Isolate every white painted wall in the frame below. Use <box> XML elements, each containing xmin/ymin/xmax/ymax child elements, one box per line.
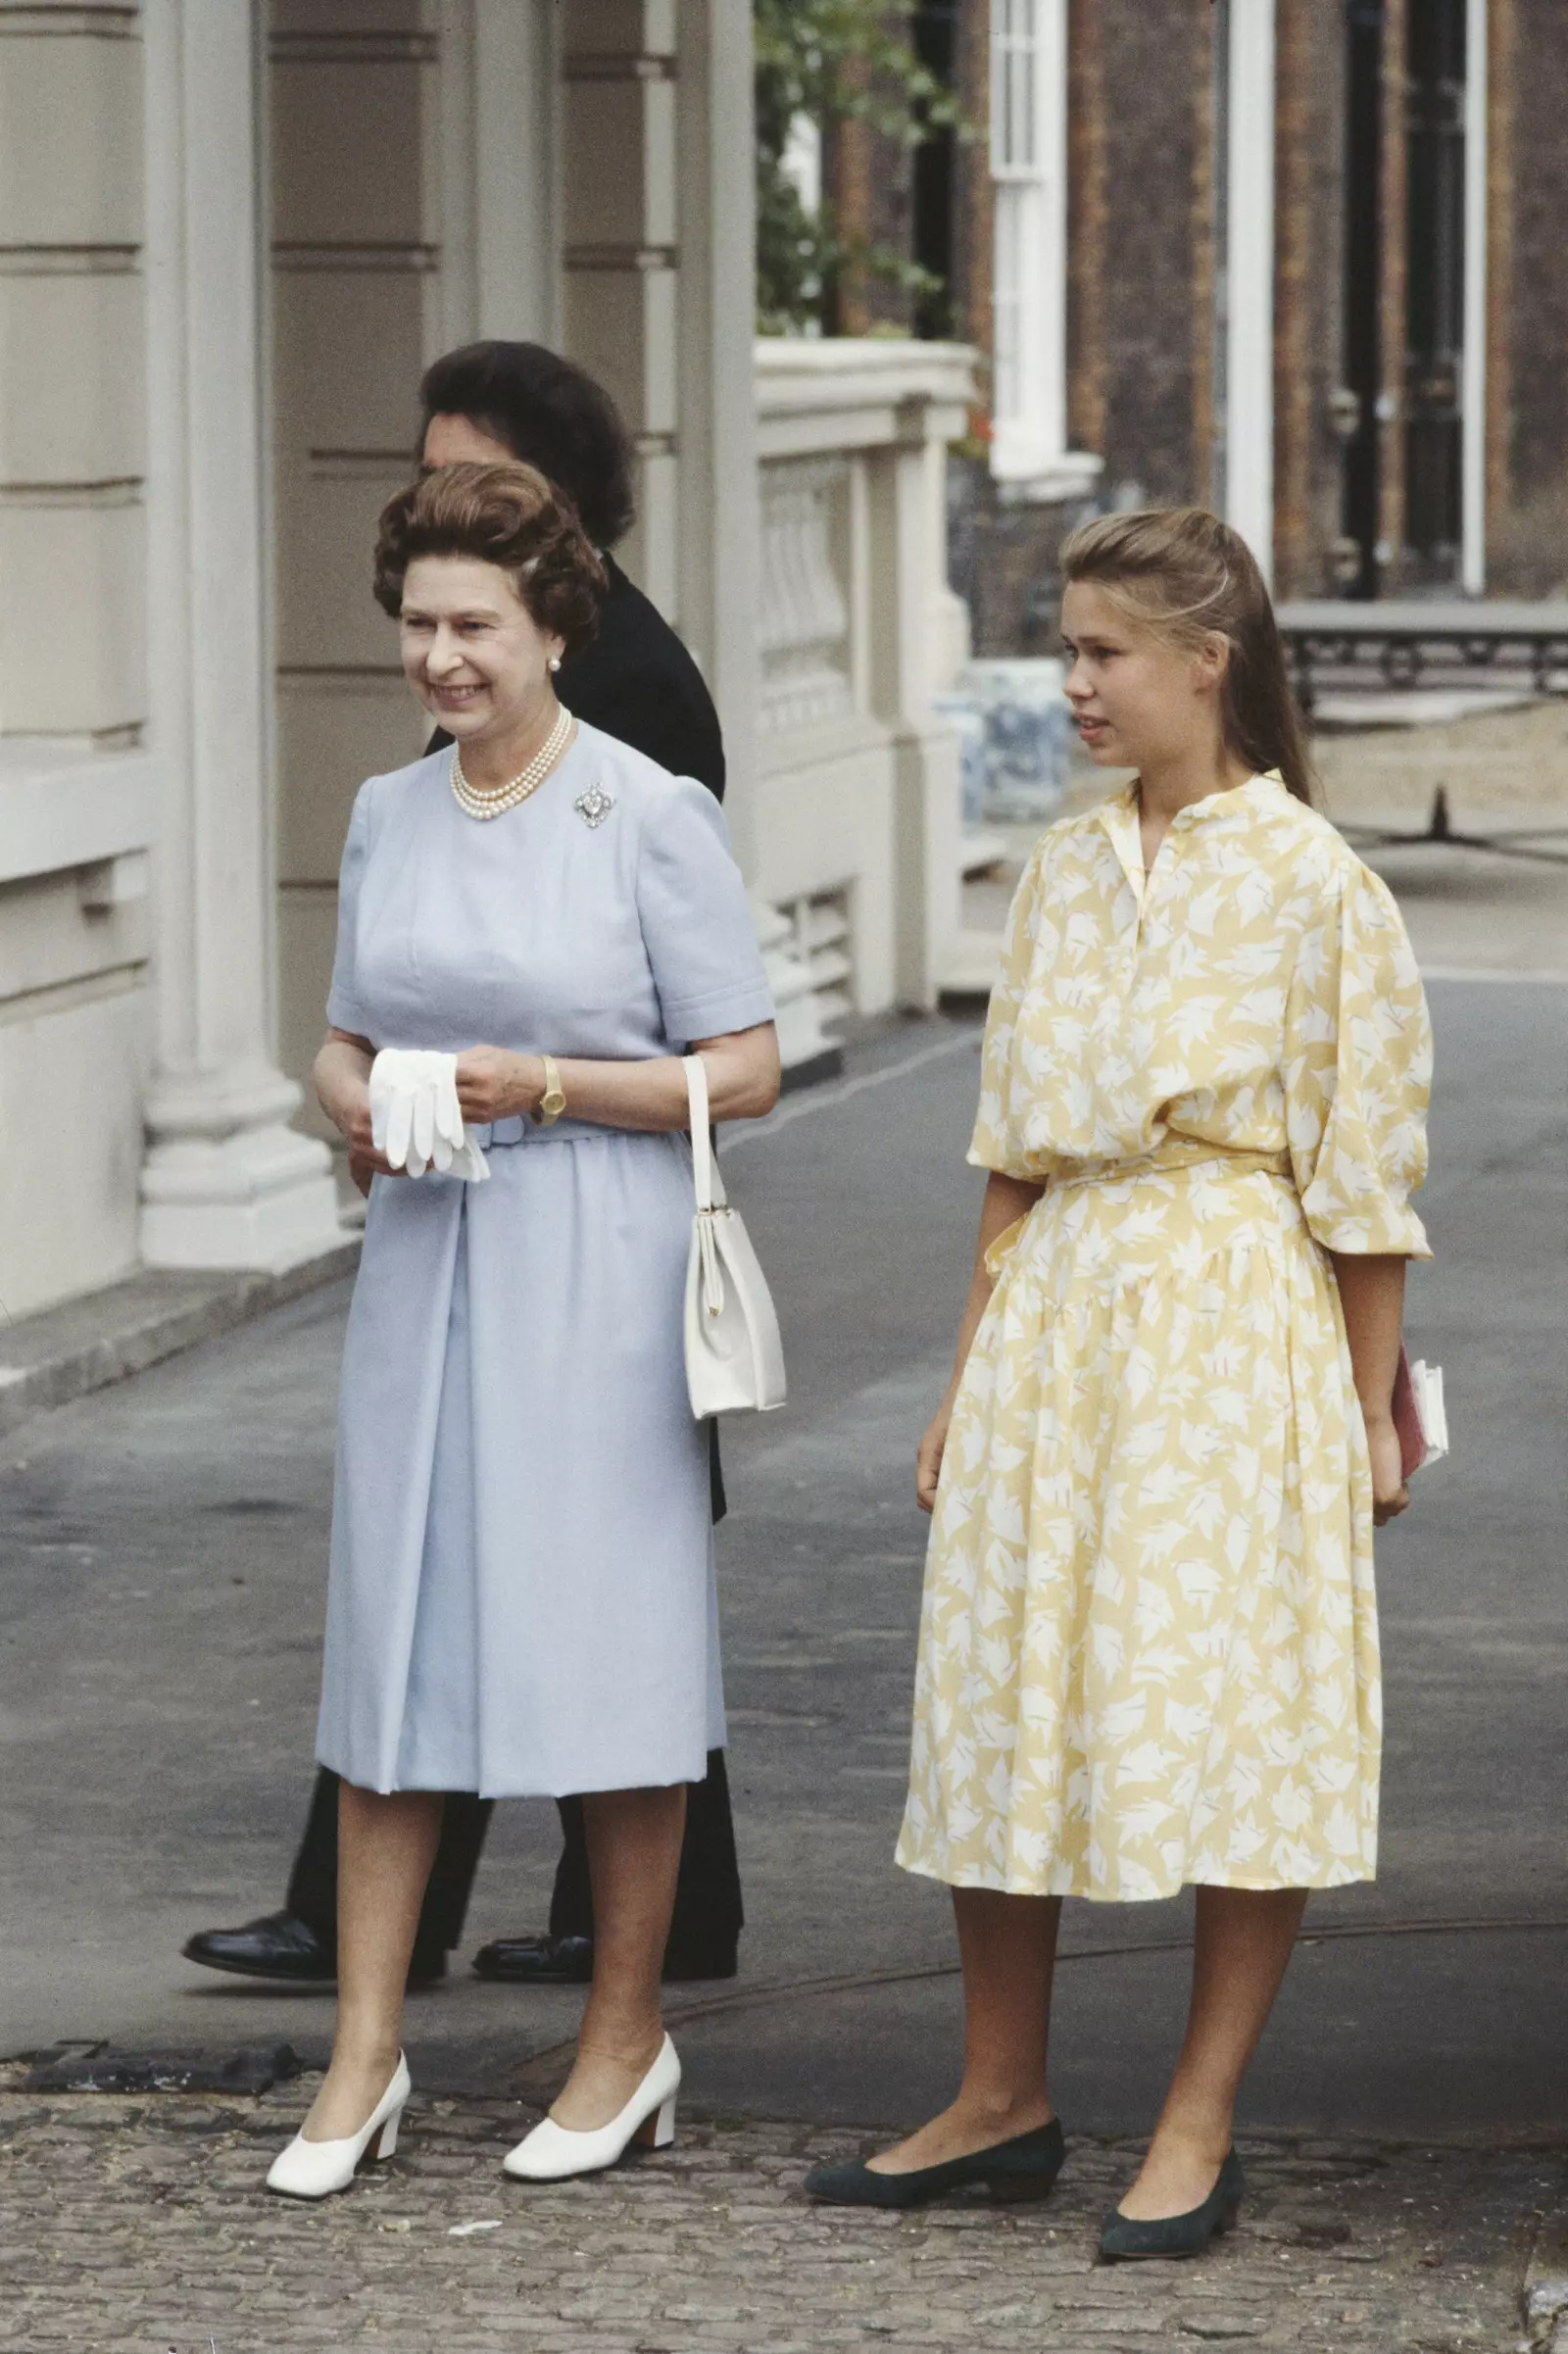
<box><xmin>0</xmin><ymin>12</ymin><xmax>155</xmax><ymax>1317</ymax></box>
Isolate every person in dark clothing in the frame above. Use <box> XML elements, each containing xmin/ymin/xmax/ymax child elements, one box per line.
<box><xmin>183</xmin><ymin>343</ymin><xmax>744</xmax><ymax>1993</ymax></box>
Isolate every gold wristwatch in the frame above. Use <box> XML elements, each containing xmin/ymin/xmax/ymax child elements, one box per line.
<box><xmin>532</xmin><ymin>1053</ymin><xmax>566</xmax><ymax>1127</ymax></box>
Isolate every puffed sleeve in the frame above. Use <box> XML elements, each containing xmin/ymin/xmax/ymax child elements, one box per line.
<box><xmin>1284</xmin><ymin>858</ymin><xmax>1433</xmax><ymax>1256</ymax></box>
<box><xmin>636</xmin><ymin>776</ymin><xmax>775</xmax><ymax>1044</ymax></box>
<box><xmin>324</xmin><ymin>780</ymin><xmax>374</xmax><ymax>1037</ymax></box>
<box><xmin>967</xmin><ymin>843</ymin><xmax>1045</xmax><ymax>1175</ymax></box>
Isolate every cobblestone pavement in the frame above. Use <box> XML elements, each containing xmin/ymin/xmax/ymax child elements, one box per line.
<box><xmin>1</xmin><ymin>2084</ymin><xmax>1561</xmax><ymax>2354</ymax></box>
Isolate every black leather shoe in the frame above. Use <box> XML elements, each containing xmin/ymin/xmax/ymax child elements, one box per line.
<box><xmin>1099</xmin><ymin>2149</ymin><xmax>1245</xmax><ymax>2262</ymax></box>
<box><xmin>803</xmin><ymin>2117</ymin><xmax>1065</xmax><ymax>2211</ymax></box>
<box><xmin>472</xmin><ymin>1933</ymin><xmax>596</xmax><ymax>1985</ymax></box>
<box><xmin>181</xmin><ymin>1909</ymin><xmax>446</xmax><ymax>1989</ymax></box>
<box><xmin>471</xmin><ymin>1933</ymin><xmax>740</xmax><ymax>1986</ymax></box>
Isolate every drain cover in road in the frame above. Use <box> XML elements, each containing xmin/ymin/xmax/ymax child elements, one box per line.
<box><xmin>16</xmin><ymin>2041</ymin><xmax>306</xmax><ymax>2094</ymax></box>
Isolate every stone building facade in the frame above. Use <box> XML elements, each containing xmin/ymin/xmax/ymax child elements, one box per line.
<box><xmin>834</xmin><ymin>0</ymin><xmax>1568</xmax><ymax>649</ymax></box>
<box><xmin>0</xmin><ymin>1</ymin><xmax>972</xmax><ymax>1325</ymax></box>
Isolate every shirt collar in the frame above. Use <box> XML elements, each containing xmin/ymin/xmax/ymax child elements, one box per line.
<box><xmin>1090</xmin><ymin>771</ymin><xmax>1283</xmax><ymax>905</ymax></box>
<box><xmin>1173</xmin><ymin>768</ymin><xmax>1285</xmax><ymax>822</ymax></box>
<box><xmin>1092</xmin><ymin>769</ymin><xmax>1282</xmax><ymax>839</ymax></box>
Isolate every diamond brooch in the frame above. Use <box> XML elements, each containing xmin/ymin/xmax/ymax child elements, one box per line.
<box><xmin>573</xmin><ymin>785</ymin><xmax>615</xmax><ymax>829</ymax></box>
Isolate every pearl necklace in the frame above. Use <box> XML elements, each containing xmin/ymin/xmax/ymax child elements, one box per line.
<box><xmin>449</xmin><ymin>704</ymin><xmax>574</xmax><ymax>820</ymax></box>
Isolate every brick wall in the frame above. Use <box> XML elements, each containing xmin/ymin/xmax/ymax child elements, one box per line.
<box><xmin>1485</xmin><ymin>0</ymin><xmax>1517</xmax><ymax>581</ymax></box>
<box><xmin>950</xmin><ymin>0</ymin><xmax>1566</xmax><ymax>637</ymax></box>
<box><xmin>829</xmin><ymin>106</ymin><xmax>917</xmax><ymax>335</ymax></box>
<box><xmin>956</xmin><ymin>0</ymin><xmax>1219</xmax><ymax>656</ymax></box>
<box><xmin>1088</xmin><ymin>0</ymin><xmax>1213</xmax><ymax>508</ymax></box>
<box><xmin>950</xmin><ymin>0</ymin><xmax>992</xmax><ymax>393</ymax></box>
<box><xmin>1273</xmin><ymin>0</ymin><xmax>1348</xmax><ymax>598</ymax></box>
<box><xmin>1496</xmin><ymin>0</ymin><xmax>1568</xmax><ymax>591</ymax></box>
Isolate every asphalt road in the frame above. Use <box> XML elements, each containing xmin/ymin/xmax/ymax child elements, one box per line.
<box><xmin>1</xmin><ymin>979</ymin><xmax>1564</xmax><ymax>2142</ymax></box>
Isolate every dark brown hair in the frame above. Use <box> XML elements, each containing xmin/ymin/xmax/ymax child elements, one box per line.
<box><xmin>1060</xmin><ymin>507</ymin><xmax>1315</xmax><ymax>804</ymax></box>
<box><xmin>418</xmin><ymin>340</ymin><xmax>635</xmax><ymax>549</ymax></box>
<box><xmin>372</xmin><ymin>462</ymin><xmax>607</xmax><ymax>659</ymax></box>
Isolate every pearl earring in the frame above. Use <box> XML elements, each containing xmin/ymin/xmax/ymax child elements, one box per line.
<box><xmin>548</xmin><ymin>656</ymin><xmax>562</xmax><ymax>673</ymax></box>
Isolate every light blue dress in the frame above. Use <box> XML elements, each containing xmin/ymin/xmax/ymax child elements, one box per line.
<box><xmin>316</xmin><ymin>721</ymin><xmax>773</xmax><ymax>1798</ymax></box>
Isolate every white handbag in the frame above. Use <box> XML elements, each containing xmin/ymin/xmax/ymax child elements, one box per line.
<box><xmin>682</xmin><ymin>1054</ymin><xmax>786</xmax><ymax>1419</ymax></box>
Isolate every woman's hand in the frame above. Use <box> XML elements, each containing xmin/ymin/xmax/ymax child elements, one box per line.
<box><xmin>335</xmin><ymin>1104</ymin><xmax>404</xmax><ymax>1185</ymax></box>
<box><xmin>318</xmin><ymin>1065</ymin><xmax>371</xmax><ymax>1151</ymax></box>
<box><xmin>455</xmin><ymin>1047</ymin><xmax>542</xmax><ymax>1124</ymax></box>
<box><xmin>315</xmin><ymin>1032</ymin><xmax>404</xmax><ymax>1179</ymax></box>
<box><xmin>914</xmin><ymin>1176</ymin><xmax>1043</xmax><ymax>1517</ymax></box>
<box><xmin>916</xmin><ymin>1393</ymin><xmax>957</xmax><ymax>1515</ymax></box>
<box><xmin>1364</xmin><ymin>1412</ymin><xmax>1410</xmax><ymax>1526</ymax></box>
<box><xmin>1330</xmin><ymin>1253</ymin><xmax>1412</xmax><ymax>1529</ymax></box>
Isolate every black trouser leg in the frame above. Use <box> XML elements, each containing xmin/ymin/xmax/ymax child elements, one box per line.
<box><xmin>667</xmin><ymin>1749</ymin><xmax>743</xmax><ymax>1964</ymax></box>
<box><xmin>709</xmin><ymin>1420</ymin><xmax>726</xmax><ymax>1522</ymax></box>
<box><xmin>285</xmin><ymin>1766</ymin><xmax>494</xmax><ymax>1959</ymax></box>
<box><xmin>283</xmin><ymin>1766</ymin><xmax>342</xmax><ymax>1946</ymax></box>
<box><xmin>419</xmin><ymin>1791</ymin><xmax>495</xmax><ymax>1952</ymax></box>
<box><xmin>547</xmin><ymin>1749</ymin><xmax>743</xmax><ymax>1967</ymax></box>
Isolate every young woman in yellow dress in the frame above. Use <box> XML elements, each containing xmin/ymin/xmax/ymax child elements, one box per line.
<box><xmin>806</xmin><ymin>508</ymin><xmax>1433</xmax><ymax>2257</ymax></box>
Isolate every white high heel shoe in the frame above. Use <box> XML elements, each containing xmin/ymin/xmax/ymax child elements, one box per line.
<box><xmin>503</xmin><ymin>2035</ymin><xmax>680</xmax><ymax>2182</ymax></box>
<box><xmin>267</xmin><ymin>2053</ymin><xmax>411</xmax><ymax>2199</ymax></box>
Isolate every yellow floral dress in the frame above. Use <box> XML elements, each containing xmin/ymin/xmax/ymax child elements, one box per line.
<box><xmin>896</xmin><ymin>774</ymin><xmax>1432</xmax><ymax>1901</ymax></box>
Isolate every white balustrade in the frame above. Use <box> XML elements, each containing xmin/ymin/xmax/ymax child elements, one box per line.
<box><xmin>758</xmin><ymin>455</ymin><xmax>854</xmax><ymax>735</ymax></box>
<box><xmin>749</xmin><ymin>339</ymin><xmax>979</xmax><ymax>1019</ymax></box>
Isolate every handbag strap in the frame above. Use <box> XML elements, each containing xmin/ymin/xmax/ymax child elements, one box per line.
<box><xmin>683</xmin><ymin>1054</ymin><xmax>720</xmax><ymax>1212</ymax></box>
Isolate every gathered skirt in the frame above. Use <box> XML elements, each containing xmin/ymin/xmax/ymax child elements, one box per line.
<box><xmin>896</xmin><ymin>1157</ymin><xmax>1380</xmax><ymax>1900</ymax></box>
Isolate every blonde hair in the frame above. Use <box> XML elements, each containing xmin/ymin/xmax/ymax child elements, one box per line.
<box><xmin>1060</xmin><ymin>507</ymin><xmax>1315</xmax><ymax>804</ymax></box>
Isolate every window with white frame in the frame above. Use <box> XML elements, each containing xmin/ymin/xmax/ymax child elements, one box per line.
<box><xmin>990</xmin><ymin>0</ymin><xmax>1096</xmax><ymax>495</ymax></box>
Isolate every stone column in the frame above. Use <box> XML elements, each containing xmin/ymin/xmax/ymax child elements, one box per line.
<box><xmin>435</xmin><ymin>0</ymin><xmax>562</xmax><ymax>351</ymax></box>
<box><xmin>560</xmin><ymin>1</ymin><xmax>761</xmax><ymax>861</ymax></box>
<box><xmin>560</xmin><ymin>4</ymin><xmax>681</xmax><ymax>620</ymax></box>
<box><xmin>674</xmin><ymin>0</ymin><xmax>761</xmax><ymax>863</ymax></box>
<box><xmin>139</xmin><ymin>0</ymin><xmax>340</xmax><ymax>1270</ymax></box>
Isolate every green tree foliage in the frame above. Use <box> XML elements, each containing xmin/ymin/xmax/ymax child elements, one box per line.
<box><xmin>755</xmin><ymin>0</ymin><xmax>967</xmax><ymax>335</ymax></box>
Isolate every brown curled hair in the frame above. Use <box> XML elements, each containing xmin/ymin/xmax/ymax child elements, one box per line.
<box><xmin>1060</xmin><ymin>507</ymin><xmax>1315</xmax><ymax>805</ymax></box>
<box><xmin>372</xmin><ymin>462</ymin><xmax>607</xmax><ymax>659</ymax></box>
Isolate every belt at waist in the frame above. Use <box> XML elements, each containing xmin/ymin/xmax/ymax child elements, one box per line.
<box><xmin>466</xmin><ymin>1113</ymin><xmax>603</xmax><ymax>1149</ymax></box>
<box><xmin>1053</xmin><ymin>1143</ymin><xmax>1293</xmax><ymax>1190</ymax></box>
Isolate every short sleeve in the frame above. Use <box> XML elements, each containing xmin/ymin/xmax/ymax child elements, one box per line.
<box><xmin>635</xmin><ymin>776</ymin><xmax>774</xmax><ymax>1043</ymax></box>
<box><xmin>1284</xmin><ymin>859</ymin><xmax>1433</xmax><ymax>1256</ymax></box>
<box><xmin>325</xmin><ymin>781</ymin><xmax>374</xmax><ymax>1037</ymax></box>
<box><xmin>967</xmin><ymin>846</ymin><xmax>1045</xmax><ymax>1176</ymax></box>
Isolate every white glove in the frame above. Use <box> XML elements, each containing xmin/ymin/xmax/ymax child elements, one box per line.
<box><xmin>368</xmin><ymin>1050</ymin><xmax>490</xmax><ymax>1182</ymax></box>
<box><xmin>442</xmin><ymin>1134</ymin><xmax>492</xmax><ymax>1183</ymax></box>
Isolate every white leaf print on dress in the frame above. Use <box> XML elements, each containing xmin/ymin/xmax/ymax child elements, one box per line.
<box><xmin>897</xmin><ymin>776</ymin><xmax>1430</xmax><ymax>1900</ymax></box>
